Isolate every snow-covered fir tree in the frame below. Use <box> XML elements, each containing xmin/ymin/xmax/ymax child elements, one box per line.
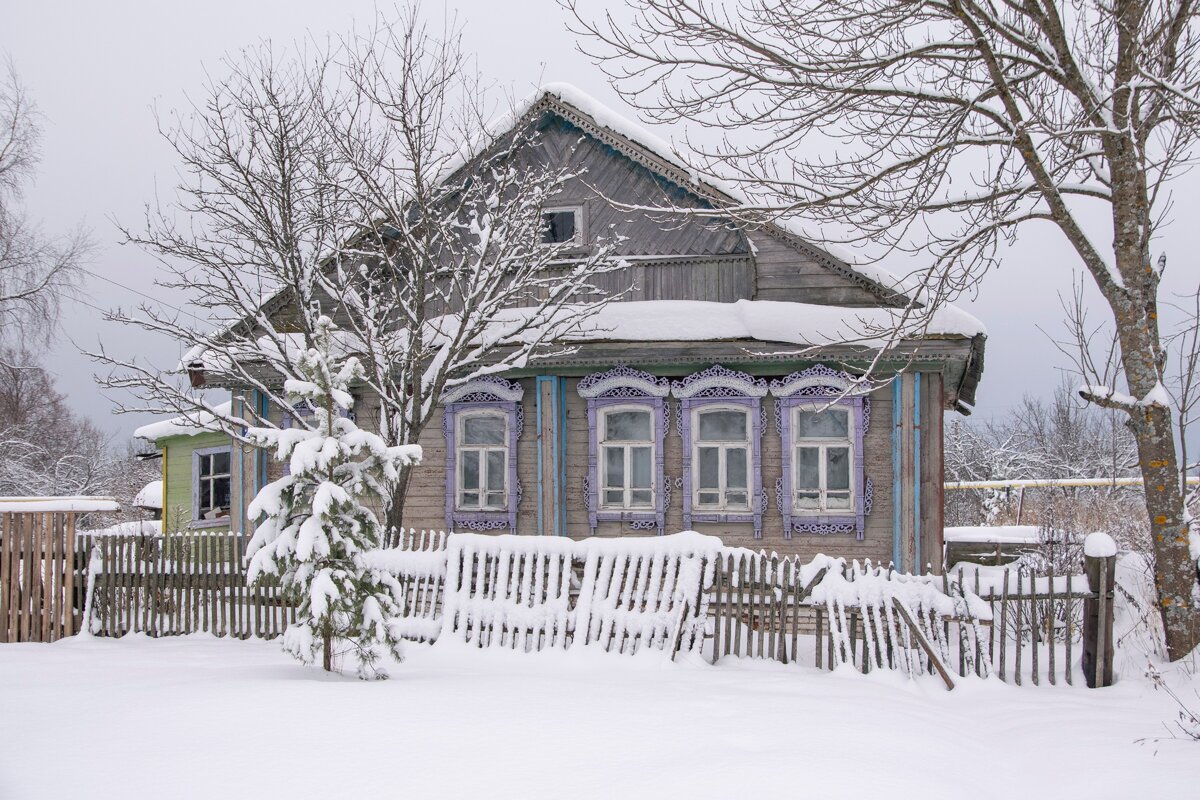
<box><xmin>245</xmin><ymin>316</ymin><xmax>422</xmax><ymax>679</ymax></box>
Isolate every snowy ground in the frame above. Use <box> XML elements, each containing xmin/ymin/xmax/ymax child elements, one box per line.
<box><xmin>0</xmin><ymin>635</ymin><xmax>1194</xmax><ymax>800</ymax></box>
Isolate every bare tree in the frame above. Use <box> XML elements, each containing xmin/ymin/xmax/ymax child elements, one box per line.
<box><xmin>571</xmin><ymin>0</ymin><xmax>1200</xmax><ymax>658</ymax></box>
<box><xmin>93</xmin><ymin>8</ymin><xmax>626</xmax><ymax>529</ymax></box>
<box><xmin>0</xmin><ymin>59</ymin><xmax>88</xmax><ymax>343</ymax></box>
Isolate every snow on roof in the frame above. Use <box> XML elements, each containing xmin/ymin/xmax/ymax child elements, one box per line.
<box><xmin>0</xmin><ymin>496</ymin><xmax>121</xmax><ymax>513</ymax></box>
<box><xmin>134</xmin><ymin>401</ymin><xmax>234</xmax><ymax>442</ymax></box>
<box><xmin>522</xmin><ymin>298</ymin><xmax>984</xmax><ymax>345</ymax></box>
<box><xmin>133</xmin><ymin>480</ymin><xmax>163</xmax><ymax>510</ymax></box>
<box><xmin>79</xmin><ymin>519</ymin><xmax>162</xmax><ymax>537</ymax></box>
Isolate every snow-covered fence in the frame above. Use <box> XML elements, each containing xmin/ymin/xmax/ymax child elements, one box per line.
<box><xmin>708</xmin><ymin>548</ymin><xmax>1115</xmax><ymax>688</ymax></box>
<box><xmin>82</xmin><ymin>530</ymin><xmax>447</xmax><ymax>641</ymax></box>
<box><xmin>434</xmin><ymin>532</ymin><xmax>717</xmax><ymax>657</ymax></box>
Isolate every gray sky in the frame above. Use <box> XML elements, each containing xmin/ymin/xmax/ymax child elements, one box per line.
<box><xmin>3</xmin><ymin>0</ymin><xmax>1198</xmax><ymax>446</ymax></box>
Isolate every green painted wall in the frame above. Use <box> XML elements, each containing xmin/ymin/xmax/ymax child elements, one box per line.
<box><xmin>160</xmin><ymin>431</ymin><xmax>233</xmax><ymax>535</ymax></box>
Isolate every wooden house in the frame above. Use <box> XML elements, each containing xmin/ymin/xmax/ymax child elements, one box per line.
<box><xmin>139</xmin><ymin>84</ymin><xmax>985</xmax><ymax>573</ymax></box>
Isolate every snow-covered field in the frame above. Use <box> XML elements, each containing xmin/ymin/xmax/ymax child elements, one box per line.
<box><xmin>0</xmin><ymin>636</ymin><xmax>1194</xmax><ymax>799</ymax></box>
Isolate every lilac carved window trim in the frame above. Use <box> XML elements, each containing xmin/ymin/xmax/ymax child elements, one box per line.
<box><xmin>672</xmin><ymin>366</ymin><xmax>768</xmax><ymax>538</ymax></box>
<box><xmin>771</xmin><ymin>365</ymin><xmax>870</xmax><ymax>540</ymax></box>
<box><xmin>441</xmin><ymin>377</ymin><xmax>524</xmax><ymax>533</ymax></box>
<box><xmin>579</xmin><ymin>366</ymin><xmax>669</xmax><ymax>535</ymax></box>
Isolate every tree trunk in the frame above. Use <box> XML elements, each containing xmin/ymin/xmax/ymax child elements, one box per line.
<box><xmin>386</xmin><ymin>464</ymin><xmax>415</xmax><ymax>546</ymax></box>
<box><xmin>322</xmin><ymin>619</ymin><xmax>332</xmax><ymax>672</ymax></box>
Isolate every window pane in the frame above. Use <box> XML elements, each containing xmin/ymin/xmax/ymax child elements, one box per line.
<box><xmin>797</xmin><ymin>447</ymin><xmax>820</xmax><ymax>489</ymax></box>
<box><xmin>726</xmin><ymin>447</ymin><xmax>748</xmax><ymax>489</ymax></box>
<box><xmin>200</xmin><ymin>481</ymin><xmax>211</xmax><ymax>509</ymax></box>
<box><xmin>486</xmin><ymin>491</ymin><xmax>506</xmax><ymax>508</ymax></box>
<box><xmin>630</xmin><ymin>447</ymin><xmax>652</xmax><ymax>489</ymax></box>
<box><xmin>726</xmin><ymin>490</ymin><xmax>748</xmax><ymax>508</ymax></box>
<box><xmin>796</xmin><ymin>491</ymin><xmax>820</xmax><ymax>509</ymax></box>
<box><xmin>603</xmin><ymin>489</ymin><xmax>624</xmax><ymax>506</ymax></box>
<box><xmin>213</xmin><ymin>478</ymin><xmax>231</xmax><ymax>512</ymax></box>
<box><xmin>698</xmin><ymin>409</ymin><xmax>746</xmax><ymax>441</ymax></box>
<box><xmin>542</xmin><ymin>210</ymin><xmax>577</xmax><ymax>244</ymax></box>
<box><xmin>630</xmin><ymin>489</ymin><xmax>652</xmax><ymax>507</ymax></box>
<box><xmin>605</xmin><ymin>409</ymin><xmax>651</xmax><ymax>441</ymax></box>
<box><xmin>827</xmin><ymin>447</ymin><xmax>850</xmax><ymax>491</ymax></box>
<box><xmin>604</xmin><ymin>447</ymin><xmax>624</xmax><ymax>488</ymax></box>
<box><xmin>698</xmin><ymin>491</ymin><xmax>720</xmax><ymax>506</ymax></box>
<box><xmin>486</xmin><ymin>450</ymin><xmax>506</xmax><ymax>491</ymax></box>
<box><xmin>211</xmin><ymin>451</ymin><xmax>230</xmax><ymax>475</ymax></box>
<box><xmin>698</xmin><ymin>447</ymin><xmax>720</xmax><ymax>489</ymax></box>
<box><xmin>461</xmin><ymin>450</ymin><xmax>480</xmax><ymax>490</ymax></box>
<box><xmin>795</xmin><ymin>408</ymin><xmax>849</xmax><ymax>439</ymax></box>
<box><xmin>827</xmin><ymin>492</ymin><xmax>851</xmax><ymax>510</ymax></box>
<box><xmin>199</xmin><ymin>454</ymin><xmax>212</xmax><ymax>477</ymax></box>
<box><xmin>463</xmin><ymin>415</ymin><xmax>505</xmax><ymax>445</ymax></box>
<box><xmin>461</xmin><ymin>490</ymin><xmax>479</xmax><ymax>508</ymax></box>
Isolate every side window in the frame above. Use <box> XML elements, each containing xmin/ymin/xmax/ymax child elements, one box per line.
<box><xmin>793</xmin><ymin>405</ymin><xmax>854</xmax><ymax>512</ymax></box>
<box><xmin>457</xmin><ymin>411</ymin><xmax>508</xmax><ymax>511</ymax></box>
<box><xmin>599</xmin><ymin>406</ymin><xmax>655</xmax><ymax>510</ymax></box>
<box><xmin>193</xmin><ymin>447</ymin><xmax>232</xmax><ymax>523</ymax></box>
<box><xmin>693</xmin><ymin>407</ymin><xmax>750</xmax><ymax>511</ymax></box>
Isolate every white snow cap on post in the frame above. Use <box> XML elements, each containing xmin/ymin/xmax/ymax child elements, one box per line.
<box><xmin>1083</xmin><ymin>532</ymin><xmax>1118</xmax><ymax>558</ymax></box>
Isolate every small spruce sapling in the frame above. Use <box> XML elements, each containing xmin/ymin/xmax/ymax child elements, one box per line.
<box><xmin>245</xmin><ymin>316</ymin><xmax>422</xmax><ymax>679</ymax></box>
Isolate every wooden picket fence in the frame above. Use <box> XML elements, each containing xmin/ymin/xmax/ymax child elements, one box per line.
<box><xmin>706</xmin><ymin>550</ymin><xmax>1115</xmax><ymax>688</ymax></box>
<box><xmin>85</xmin><ymin>529</ymin><xmax>449</xmax><ymax>640</ymax></box>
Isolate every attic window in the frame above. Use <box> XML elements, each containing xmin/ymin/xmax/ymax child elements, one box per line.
<box><xmin>541</xmin><ymin>207</ymin><xmax>581</xmax><ymax>246</ymax></box>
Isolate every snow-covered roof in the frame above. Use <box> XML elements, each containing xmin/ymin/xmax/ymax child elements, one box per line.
<box><xmin>79</xmin><ymin>519</ymin><xmax>162</xmax><ymax>537</ymax></box>
<box><xmin>0</xmin><ymin>496</ymin><xmax>121</xmax><ymax>513</ymax></box>
<box><xmin>134</xmin><ymin>401</ymin><xmax>234</xmax><ymax>442</ymax></box>
<box><xmin>133</xmin><ymin>480</ymin><xmax>163</xmax><ymax>510</ymax></box>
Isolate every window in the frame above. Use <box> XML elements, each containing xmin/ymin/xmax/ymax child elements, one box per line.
<box><xmin>599</xmin><ymin>406</ymin><xmax>655</xmax><ymax>510</ymax></box>
<box><xmin>771</xmin><ymin>364</ymin><xmax>871</xmax><ymax>540</ymax></box>
<box><xmin>456</xmin><ymin>411</ymin><xmax>508</xmax><ymax>511</ymax></box>
<box><xmin>541</xmin><ymin>207</ymin><xmax>581</xmax><ymax>246</ymax></box>
<box><xmin>440</xmin><ymin>377</ymin><xmax>524</xmax><ymax>533</ymax></box>
<box><xmin>578</xmin><ymin>366</ymin><xmax>670</xmax><ymax>535</ymax></box>
<box><xmin>193</xmin><ymin>446</ymin><xmax>232</xmax><ymax>523</ymax></box>
<box><xmin>793</xmin><ymin>405</ymin><xmax>854</xmax><ymax>512</ymax></box>
<box><xmin>693</xmin><ymin>407</ymin><xmax>750</xmax><ymax>511</ymax></box>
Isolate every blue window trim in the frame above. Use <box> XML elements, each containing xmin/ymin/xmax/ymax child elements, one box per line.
<box><xmin>441</xmin><ymin>377</ymin><xmax>524</xmax><ymax>533</ymax></box>
<box><xmin>192</xmin><ymin>444</ymin><xmax>233</xmax><ymax>528</ymax></box>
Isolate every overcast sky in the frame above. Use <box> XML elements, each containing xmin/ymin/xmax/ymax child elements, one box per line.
<box><xmin>3</xmin><ymin>1</ymin><xmax>1198</xmax><ymax>446</ymax></box>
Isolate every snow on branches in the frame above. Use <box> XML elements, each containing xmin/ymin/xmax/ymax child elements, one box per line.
<box><xmin>245</xmin><ymin>317</ymin><xmax>421</xmax><ymax>679</ymax></box>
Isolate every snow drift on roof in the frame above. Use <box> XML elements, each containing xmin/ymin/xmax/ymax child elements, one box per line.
<box><xmin>0</xmin><ymin>496</ymin><xmax>121</xmax><ymax>513</ymax></box>
<box><xmin>133</xmin><ymin>480</ymin><xmax>163</xmax><ymax>510</ymax></box>
<box><xmin>134</xmin><ymin>401</ymin><xmax>234</xmax><ymax>442</ymax></box>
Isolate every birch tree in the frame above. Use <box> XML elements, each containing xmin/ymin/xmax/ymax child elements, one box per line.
<box><xmin>570</xmin><ymin>0</ymin><xmax>1200</xmax><ymax>658</ymax></box>
<box><xmin>94</xmin><ymin>9</ymin><xmax>625</xmax><ymax>530</ymax></box>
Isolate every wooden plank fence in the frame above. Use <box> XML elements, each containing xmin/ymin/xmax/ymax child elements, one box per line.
<box><xmin>706</xmin><ymin>551</ymin><xmax>1116</xmax><ymax>688</ymax></box>
<box><xmin>0</xmin><ymin>511</ymin><xmax>82</xmax><ymax>643</ymax></box>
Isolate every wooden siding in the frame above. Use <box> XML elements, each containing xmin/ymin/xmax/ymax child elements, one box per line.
<box><xmin>749</xmin><ymin>232</ymin><xmax>883</xmax><ymax>306</ymax></box>
<box><xmin>160</xmin><ymin>431</ymin><xmax>232</xmax><ymax>535</ymax></box>
<box><xmin>398</xmin><ymin>373</ymin><xmax>913</xmax><ymax>563</ymax></box>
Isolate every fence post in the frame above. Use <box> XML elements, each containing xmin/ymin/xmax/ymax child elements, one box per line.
<box><xmin>1082</xmin><ymin>543</ymin><xmax>1116</xmax><ymax>688</ymax></box>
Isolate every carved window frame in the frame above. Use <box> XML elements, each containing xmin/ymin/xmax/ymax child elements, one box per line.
<box><xmin>442</xmin><ymin>377</ymin><xmax>524</xmax><ymax>533</ymax></box>
<box><xmin>579</xmin><ymin>366</ymin><xmax>669</xmax><ymax>535</ymax></box>
<box><xmin>771</xmin><ymin>365</ymin><xmax>872</xmax><ymax>540</ymax></box>
<box><xmin>673</xmin><ymin>365</ymin><xmax>767</xmax><ymax>538</ymax></box>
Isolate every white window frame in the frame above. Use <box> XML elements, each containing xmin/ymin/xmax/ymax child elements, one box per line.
<box><xmin>192</xmin><ymin>445</ymin><xmax>232</xmax><ymax>526</ymax></box>
<box><xmin>455</xmin><ymin>409</ymin><xmax>509</xmax><ymax>512</ymax></box>
<box><xmin>691</xmin><ymin>405</ymin><xmax>752</xmax><ymax>512</ymax></box>
<box><xmin>791</xmin><ymin>403</ymin><xmax>856</xmax><ymax>515</ymax></box>
<box><xmin>598</xmin><ymin>404</ymin><xmax>656</xmax><ymax>511</ymax></box>
<box><xmin>540</xmin><ymin>205</ymin><xmax>584</xmax><ymax>248</ymax></box>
